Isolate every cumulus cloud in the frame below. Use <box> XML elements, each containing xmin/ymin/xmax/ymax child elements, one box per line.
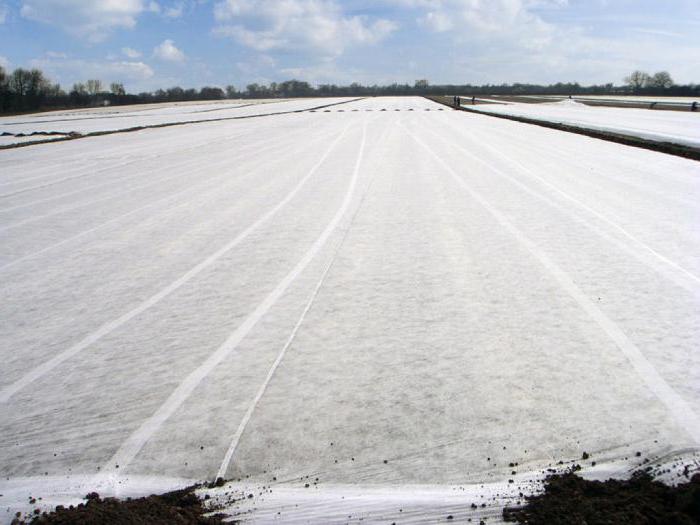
<box><xmin>30</xmin><ymin>55</ymin><xmax>154</xmax><ymax>84</ymax></box>
<box><xmin>0</xmin><ymin>55</ymin><xmax>10</xmax><ymax>69</ymax></box>
<box><xmin>407</xmin><ymin>0</ymin><xmax>557</xmax><ymax>45</ymax></box>
<box><xmin>153</xmin><ymin>39</ymin><xmax>186</xmax><ymax>61</ymax></box>
<box><xmin>213</xmin><ymin>0</ymin><xmax>397</xmax><ymax>56</ymax></box>
<box><xmin>106</xmin><ymin>61</ymin><xmax>155</xmax><ymax>79</ymax></box>
<box><xmin>122</xmin><ymin>47</ymin><xmax>143</xmax><ymax>59</ymax></box>
<box><xmin>20</xmin><ymin>0</ymin><xmax>148</xmax><ymax>42</ymax></box>
<box><xmin>152</xmin><ymin>0</ymin><xmax>202</xmax><ymax>19</ymax></box>
<box><xmin>164</xmin><ymin>2</ymin><xmax>184</xmax><ymax>18</ymax></box>
<box><xmin>391</xmin><ymin>0</ymin><xmax>700</xmax><ymax>85</ymax></box>
<box><xmin>385</xmin><ymin>0</ymin><xmax>571</xmax><ymax>54</ymax></box>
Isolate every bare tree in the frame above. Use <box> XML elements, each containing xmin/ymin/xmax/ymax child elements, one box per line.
<box><xmin>72</xmin><ymin>82</ymin><xmax>87</xmax><ymax>95</ymax></box>
<box><xmin>199</xmin><ymin>86</ymin><xmax>225</xmax><ymax>100</ymax></box>
<box><xmin>624</xmin><ymin>70</ymin><xmax>650</xmax><ymax>91</ymax></box>
<box><xmin>45</xmin><ymin>82</ymin><xmax>64</xmax><ymax>98</ymax></box>
<box><xmin>167</xmin><ymin>86</ymin><xmax>184</xmax><ymax>100</ymax></box>
<box><xmin>10</xmin><ymin>68</ymin><xmax>32</xmax><ymax>97</ymax></box>
<box><xmin>246</xmin><ymin>83</ymin><xmax>262</xmax><ymax>97</ymax></box>
<box><xmin>225</xmin><ymin>85</ymin><xmax>238</xmax><ymax>98</ymax></box>
<box><xmin>27</xmin><ymin>69</ymin><xmax>47</xmax><ymax>93</ymax></box>
<box><xmin>649</xmin><ymin>71</ymin><xmax>674</xmax><ymax>89</ymax></box>
<box><xmin>86</xmin><ymin>79</ymin><xmax>103</xmax><ymax>95</ymax></box>
<box><xmin>110</xmin><ymin>82</ymin><xmax>126</xmax><ymax>96</ymax></box>
<box><xmin>25</xmin><ymin>69</ymin><xmax>50</xmax><ymax>106</ymax></box>
<box><xmin>0</xmin><ymin>66</ymin><xmax>9</xmax><ymax>111</ymax></box>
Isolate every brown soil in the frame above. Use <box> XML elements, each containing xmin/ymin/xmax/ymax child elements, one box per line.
<box><xmin>13</xmin><ymin>464</ymin><xmax>699</xmax><ymax>523</ymax></box>
<box><xmin>503</xmin><ymin>471</ymin><xmax>700</xmax><ymax>524</ymax></box>
<box><xmin>17</xmin><ymin>487</ymin><xmax>226</xmax><ymax>525</ymax></box>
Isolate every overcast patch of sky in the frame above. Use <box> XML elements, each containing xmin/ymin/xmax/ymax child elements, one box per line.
<box><xmin>0</xmin><ymin>0</ymin><xmax>698</xmax><ymax>92</ymax></box>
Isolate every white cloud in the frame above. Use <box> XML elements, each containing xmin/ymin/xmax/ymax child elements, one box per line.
<box><xmin>213</xmin><ymin>0</ymin><xmax>397</xmax><ymax>56</ymax></box>
<box><xmin>27</xmin><ymin>58</ymin><xmax>157</xmax><ymax>92</ymax></box>
<box><xmin>235</xmin><ymin>54</ymin><xmax>276</xmax><ymax>77</ymax></box>
<box><xmin>30</xmin><ymin>56</ymin><xmax>154</xmax><ymax>85</ymax></box>
<box><xmin>164</xmin><ymin>2</ymin><xmax>184</xmax><ymax>17</ymax></box>
<box><xmin>630</xmin><ymin>27</ymin><xmax>683</xmax><ymax>38</ymax></box>
<box><xmin>152</xmin><ymin>0</ymin><xmax>195</xmax><ymax>18</ymax></box>
<box><xmin>387</xmin><ymin>0</ymin><xmax>564</xmax><ymax>53</ymax></box>
<box><xmin>122</xmin><ymin>47</ymin><xmax>143</xmax><ymax>58</ymax></box>
<box><xmin>279</xmin><ymin>61</ymin><xmax>369</xmax><ymax>84</ymax></box>
<box><xmin>19</xmin><ymin>0</ymin><xmax>149</xmax><ymax>42</ymax></box>
<box><xmin>153</xmin><ymin>39</ymin><xmax>186</xmax><ymax>62</ymax></box>
<box><xmin>420</xmin><ymin>11</ymin><xmax>453</xmax><ymax>32</ymax></box>
<box><xmin>108</xmin><ymin>61</ymin><xmax>155</xmax><ymax>80</ymax></box>
<box><xmin>0</xmin><ymin>55</ymin><xmax>10</xmax><ymax>69</ymax></box>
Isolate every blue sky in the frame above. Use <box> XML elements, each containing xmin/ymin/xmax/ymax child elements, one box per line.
<box><xmin>1</xmin><ymin>0</ymin><xmax>698</xmax><ymax>92</ymax></box>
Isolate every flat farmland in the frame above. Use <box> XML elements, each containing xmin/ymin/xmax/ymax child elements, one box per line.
<box><xmin>0</xmin><ymin>98</ymin><xmax>351</xmax><ymax>146</ymax></box>
<box><xmin>466</xmin><ymin>98</ymin><xmax>700</xmax><ymax>147</ymax></box>
<box><xmin>1</xmin><ymin>96</ymin><xmax>699</xmax><ymax>522</ymax></box>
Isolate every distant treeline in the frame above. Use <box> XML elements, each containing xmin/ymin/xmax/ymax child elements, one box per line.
<box><xmin>1</xmin><ymin>66</ymin><xmax>698</xmax><ymax>114</ymax></box>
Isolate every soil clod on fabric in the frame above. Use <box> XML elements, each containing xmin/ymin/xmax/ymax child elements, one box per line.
<box><xmin>20</xmin><ymin>487</ymin><xmax>225</xmax><ymax>525</ymax></box>
<box><xmin>503</xmin><ymin>471</ymin><xmax>700</xmax><ymax>524</ymax></box>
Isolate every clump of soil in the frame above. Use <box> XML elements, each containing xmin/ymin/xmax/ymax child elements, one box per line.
<box><xmin>19</xmin><ymin>487</ymin><xmax>225</xmax><ymax>525</ymax></box>
<box><xmin>503</xmin><ymin>471</ymin><xmax>700</xmax><ymax>524</ymax></box>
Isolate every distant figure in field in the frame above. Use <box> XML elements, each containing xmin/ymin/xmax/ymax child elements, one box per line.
<box><xmin>693</xmin><ymin>101</ymin><xmax>698</xmax><ymax>112</ymax></box>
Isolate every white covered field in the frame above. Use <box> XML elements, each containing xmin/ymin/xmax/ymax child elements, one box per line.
<box><xmin>1</xmin><ymin>96</ymin><xmax>699</xmax><ymax>522</ymax></box>
<box><xmin>467</xmin><ymin>99</ymin><xmax>700</xmax><ymax>148</ymax></box>
<box><xmin>0</xmin><ymin>98</ymin><xmax>349</xmax><ymax>145</ymax></box>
